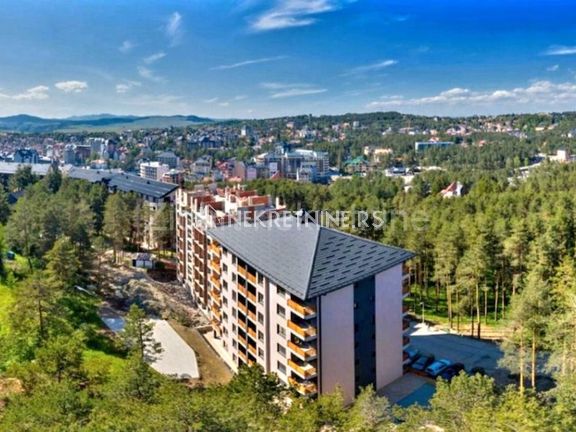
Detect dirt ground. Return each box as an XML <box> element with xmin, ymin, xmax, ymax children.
<box><xmin>94</xmin><ymin>251</ymin><xmax>232</xmax><ymax>387</ymax></box>
<box><xmin>169</xmin><ymin>320</ymin><xmax>233</xmax><ymax>386</ymax></box>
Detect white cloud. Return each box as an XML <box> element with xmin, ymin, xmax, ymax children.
<box><xmin>343</xmin><ymin>59</ymin><xmax>398</xmax><ymax>76</ymax></box>
<box><xmin>251</xmin><ymin>0</ymin><xmax>342</xmax><ymax>31</ymax></box>
<box><xmin>547</xmin><ymin>64</ymin><xmax>560</xmax><ymax>72</ymax></box>
<box><xmin>54</xmin><ymin>80</ymin><xmax>88</xmax><ymax>93</ymax></box>
<box><xmin>211</xmin><ymin>55</ymin><xmax>287</xmax><ymax>70</ymax></box>
<box><xmin>116</xmin><ymin>80</ymin><xmax>141</xmax><ymax>94</ymax></box>
<box><xmin>219</xmin><ymin>101</ymin><xmax>230</xmax><ymax>107</ymax></box>
<box><xmin>234</xmin><ymin>95</ymin><xmax>248</xmax><ymax>100</ymax></box>
<box><xmin>367</xmin><ymin>80</ymin><xmax>576</xmax><ymax>109</ymax></box>
<box><xmin>544</xmin><ymin>45</ymin><xmax>576</xmax><ymax>56</ymax></box>
<box><xmin>143</xmin><ymin>52</ymin><xmax>167</xmax><ymax>65</ymax></box>
<box><xmin>165</xmin><ymin>12</ymin><xmax>183</xmax><ymax>46</ymax></box>
<box><xmin>261</xmin><ymin>82</ymin><xmax>327</xmax><ymax>98</ymax></box>
<box><xmin>137</xmin><ymin>66</ymin><xmax>166</xmax><ymax>83</ymax></box>
<box><xmin>203</xmin><ymin>97</ymin><xmax>219</xmax><ymax>103</ymax></box>
<box><xmin>8</xmin><ymin>85</ymin><xmax>50</xmax><ymax>101</ymax></box>
<box><xmin>118</xmin><ymin>40</ymin><xmax>135</xmax><ymax>54</ymax></box>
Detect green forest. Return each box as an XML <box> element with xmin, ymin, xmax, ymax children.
<box><xmin>0</xmin><ymin>161</ymin><xmax>575</xmax><ymax>430</ymax></box>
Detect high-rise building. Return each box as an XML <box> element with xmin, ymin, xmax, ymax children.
<box><xmin>200</xmin><ymin>216</ymin><xmax>413</xmax><ymax>404</ymax></box>
<box><xmin>175</xmin><ymin>186</ymin><xmax>284</xmax><ymax>310</ymax></box>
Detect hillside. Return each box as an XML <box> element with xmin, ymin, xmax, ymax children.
<box><xmin>0</xmin><ymin>114</ymin><xmax>213</xmax><ymax>133</ymax></box>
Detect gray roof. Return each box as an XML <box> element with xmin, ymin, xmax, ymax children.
<box><xmin>0</xmin><ymin>162</ymin><xmax>51</xmax><ymax>176</ymax></box>
<box><xmin>65</xmin><ymin>168</ymin><xmax>177</xmax><ymax>200</ymax></box>
<box><xmin>208</xmin><ymin>216</ymin><xmax>414</xmax><ymax>300</ymax></box>
<box><xmin>109</xmin><ymin>173</ymin><xmax>177</xmax><ymax>200</ymax></box>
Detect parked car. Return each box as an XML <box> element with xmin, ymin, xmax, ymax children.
<box><xmin>426</xmin><ymin>359</ymin><xmax>453</xmax><ymax>378</ymax></box>
<box><xmin>404</xmin><ymin>346</ymin><xmax>420</xmax><ymax>365</ymax></box>
<box><xmin>469</xmin><ymin>366</ymin><xmax>486</xmax><ymax>376</ymax></box>
<box><xmin>411</xmin><ymin>353</ymin><xmax>435</xmax><ymax>372</ymax></box>
<box><xmin>438</xmin><ymin>363</ymin><xmax>465</xmax><ymax>381</ymax></box>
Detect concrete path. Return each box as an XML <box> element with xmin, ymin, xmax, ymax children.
<box><xmin>99</xmin><ymin>308</ymin><xmax>199</xmax><ymax>380</ymax></box>
<box><xmin>149</xmin><ymin>319</ymin><xmax>200</xmax><ymax>379</ymax></box>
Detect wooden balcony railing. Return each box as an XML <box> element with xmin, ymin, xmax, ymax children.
<box><xmin>238</xmin><ymin>302</ymin><xmax>248</xmax><ymax>314</ymax></box>
<box><xmin>288</xmin><ymin>359</ymin><xmax>317</xmax><ymax>379</ymax></box>
<box><xmin>287</xmin><ymin>298</ymin><xmax>316</xmax><ymax>318</ymax></box>
<box><xmin>288</xmin><ymin>376</ymin><xmax>318</xmax><ymax>396</ymax></box>
<box><xmin>209</xmin><ymin>275</ymin><xmax>221</xmax><ymax>289</ymax></box>
<box><xmin>287</xmin><ymin>340</ymin><xmax>317</xmax><ymax>360</ymax></box>
<box><xmin>247</xmin><ymin>327</ymin><xmax>257</xmax><ymax>340</ymax></box>
<box><xmin>287</xmin><ymin>320</ymin><xmax>317</xmax><ymax>339</ymax></box>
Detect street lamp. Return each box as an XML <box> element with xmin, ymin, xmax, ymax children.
<box><xmin>420</xmin><ymin>301</ymin><xmax>425</xmax><ymax>325</ymax></box>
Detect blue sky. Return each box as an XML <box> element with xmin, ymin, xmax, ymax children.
<box><xmin>0</xmin><ymin>0</ymin><xmax>576</xmax><ymax>118</ymax></box>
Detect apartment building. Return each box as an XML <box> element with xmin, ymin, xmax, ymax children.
<box><xmin>140</xmin><ymin>161</ymin><xmax>170</xmax><ymax>181</ymax></box>
<box><xmin>201</xmin><ymin>216</ymin><xmax>413</xmax><ymax>404</ymax></box>
<box><xmin>175</xmin><ymin>185</ymin><xmax>284</xmax><ymax>310</ymax></box>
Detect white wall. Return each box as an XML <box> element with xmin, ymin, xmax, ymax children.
<box><xmin>374</xmin><ymin>264</ymin><xmax>403</xmax><ymax>389</ymax></box>
<box><xmin>268</xmin><ymin>281</ymin><xmax>289</xmax><ymax>380</ymax></box>
<box><xmin>320</xmin><ymin>284</ymin><xmax>355</xmax><ymax>405</ymax></box>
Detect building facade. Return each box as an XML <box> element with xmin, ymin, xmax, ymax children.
<box><xmin>175</xmin><ymin>186</ymin><xmax>284</xmax><ymax>311</ymax></box>
<box><xmin>176</xmin><ymin>205</ymin><xmax>413</xmax><ymax>404</ymax></box>
<box><xmin>140</xmin><ymin>161</ymin><xmax>170</xmax><ymax>181</ymax></box>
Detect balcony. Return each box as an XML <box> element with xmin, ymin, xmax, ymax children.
<box><xmin>247</xmin><ymin>309</ymin><xmax>257</xmax><ymax>322</ymax></box>
<box><xmin>238</xmin><ymin>266</ymin><xmax>248</xmax><ymax>279</ymax></box>
<box><xmin>238</xmin><ymin>302</ymin><xmax>248</xmax><ymax>314</ymax></box>
<box><xmin>237</xmin><ymin>318</ymin><xmax>247</xmax><ymax>331</ymax></box>
<box><xmin>209</xmin><ymin>260</ymin><xmax>220</xmax><ymax>274</ymax></box>
<box><xmin>246</xmin><ymin>272</ymin><xmax>257</xmax><ymax>285</ymax></box>
<box><xmin>402</xmin><ymin>280</ymin><xmax>411</xmax><ymax>298</ymax></box>
<box><xmin>239</xmin><ymin>350</ymin><xmax>248</xmax><ymax>363</ymax></box>
<box><xmin>288</xmin><ymin>376</ymin><xmax>318</xmax><ymax>396</ymax></box>
<box><xmin>209</xmin><ymin>274</ymin><xmax>221</xmax><ymax>289</ymax></box>
<box><xmin>211</xmin><ymin>304</ymin><xmax>221</xmax><ymax>320</ymax></box>
<box><xmin>247</xmin><ymin>327</ymin><xmax>257</xmax><ymax>340</ymax></box>
<box><xmin>287</xmin><ymin>340</ymin><xmax>317</xmax><ymax>361</ymax></box>
<box><xmin>403</xmin><ymin>351</ymin><xmax>410</xmax><ymax>364</ymax></box>
<box><xmin>403</xmin><ymin>304</ymin><xmax>409</xmax><ymax>316</ymax></box>
<box><xmin>237</xmin><ymin>284</ymin><xmax>248</xmax><ymax>297</ymax></box>
<box><xmin>208</xmin><ymin>243</ymin><xmax>221</xmax><ymax>257</ymax></box>
<box><xmin>247</xmin><ymin>343</ymin><xmax>257</xmax><ymax>356</ymax></box>
<box><xmin>288</xmin><ymin>359</ymin><xmax>317</xmax><ymax>379</ymax></box>
<box><xmin>403</xmin><ymin>319</ymin><xmax>410</xmax><ymax>331</ymax></box>
<box><xmin>238</xmin><ymin>334</ymin><xmax>247</xmax><ymax>346</ymax></box>
<box><xmin>287</xmin><ymin>298</ymin><xmax>316</xmax><ymax>319</ymax></box>
<box><xmin>403</xmin><ymin>335</ymin><xmax>410</xmax><ymax>347</ymax></box>
<box><xmin>247</xmin><ymin>291</ymin><xmax>257</xmax><ymax>304</ymax></box>
<box><xmin>287</xmin><ymin>320</ymin><xmax>317</xmax><ymax>341</ymax></box>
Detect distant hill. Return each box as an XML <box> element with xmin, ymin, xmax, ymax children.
<box><xmin>0</xmin><ymin>114</ymin><xmax>213</xmax><ymax>133</ymax></box>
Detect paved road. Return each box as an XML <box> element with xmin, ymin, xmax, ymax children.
<box><xmin>409</xmin><ymin>323</ymin><xmax>504</xmax><ymax>376</ymax></box>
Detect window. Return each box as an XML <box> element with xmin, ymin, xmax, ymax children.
<box><xmin>223</xmin><ymin>312</ymin><xmax>228</xmax><ymax>322</ymax></box>
<box><xmin>232</xmin><ymin>274</ymin><xmax>237</xmax><ymax>282</ymax></box>
<box><xmin>232</xmin><ymin>308</ymin><xmax>236</xmax><ymax>318</ymax></box>
<box><xmin>232</xmin><ymin>292</ymin><xmax>236</xmax><ymax>301</ymax></box>
<box><xmin>223</xmin><ymin>297</ymin><xmax>228</xmax><ymax>307</ymax></box>
<box><xmin>223</xmin><ymin>280</ymin><xmax>228</xmax><ymax>291</ymax></box>
<box><xmin>232</xmin><ymin>324</ymin><xmax>236</xmax><ymax>332</ymax></box>
<box><xmin>232</xmin><ymin>256</ymin><xmax>237</xmax><ymax>265</ymax></box>
<box><xmin>277</xmin><ymin>287</ymin><xmax>285</xmax><ymax>297</ymax></box>
<box><xmin>232</xmin><ymin>340</ymin><xmax>237</xmax><ymax>348</ymax></box>
<box><xmin>258</xmin><ymin>273</ymin><xmax>264</xmax><ymax>284</ymax></box>
<box><xmin>277</xmin><ymin>344</ymin><xmax>286</xmax><ymax>357</ymax></box>
<box><xmin>277</xmin><ymin>325</ymin><xmax>286</xmax><ymax>337</ymax></box>
<box><xmin>258</xmin><ymin>292</ymin><xmax>264</xmax><ymax>305</ymax></box>
<box><xmin>258</xmin><ymin>331</ymin><xmax>264</xmax><ymax>342</ymax></box>
<box><xmin>277</xmin><ymin>305</ymin><xmax>286</xmax><ymax>318</ymax></box>
<box><xmin>258</xmin><ymin>348</ymin><xmax>264</xmax><ymax>359</ymax></box>
<box><xmin>277</xmin><ymin>362</ymin><xmax>286</xmax><ymax>374</ymax></box>
<box><xmin>258</xmin><ymin>312</ymin><xmax>264</xmax><ymax>324</ymax></box>
<box><xmin>223</xmin><ymin>264</ymin><xmax>228</xmax><ymax>274</ymax></box>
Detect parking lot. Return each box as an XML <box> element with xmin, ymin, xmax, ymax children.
<box><xmin>408</xmin><ymin>322</ymin><xmax>509</xmax><ymax>385</ymax></box>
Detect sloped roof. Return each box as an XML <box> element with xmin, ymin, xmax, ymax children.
<box><xmin>208</xmin><ymin>216</ymin><xmax>414</xmax><ymax>300</ymax></box>
<box><xmin>109</xmin><ymin>173</ymin><xmax>177</xmax><ymax>199</ymax></box>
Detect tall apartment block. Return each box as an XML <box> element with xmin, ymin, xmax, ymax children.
<box><xmin>199</xmin><ymin>216</ymin><xmax>414</xmax><ymax>404</ymax></box>
<box><xmin>175</xmin><ymin>185</ymin><xmax>284</xmax><ymax>310</ymax></box>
